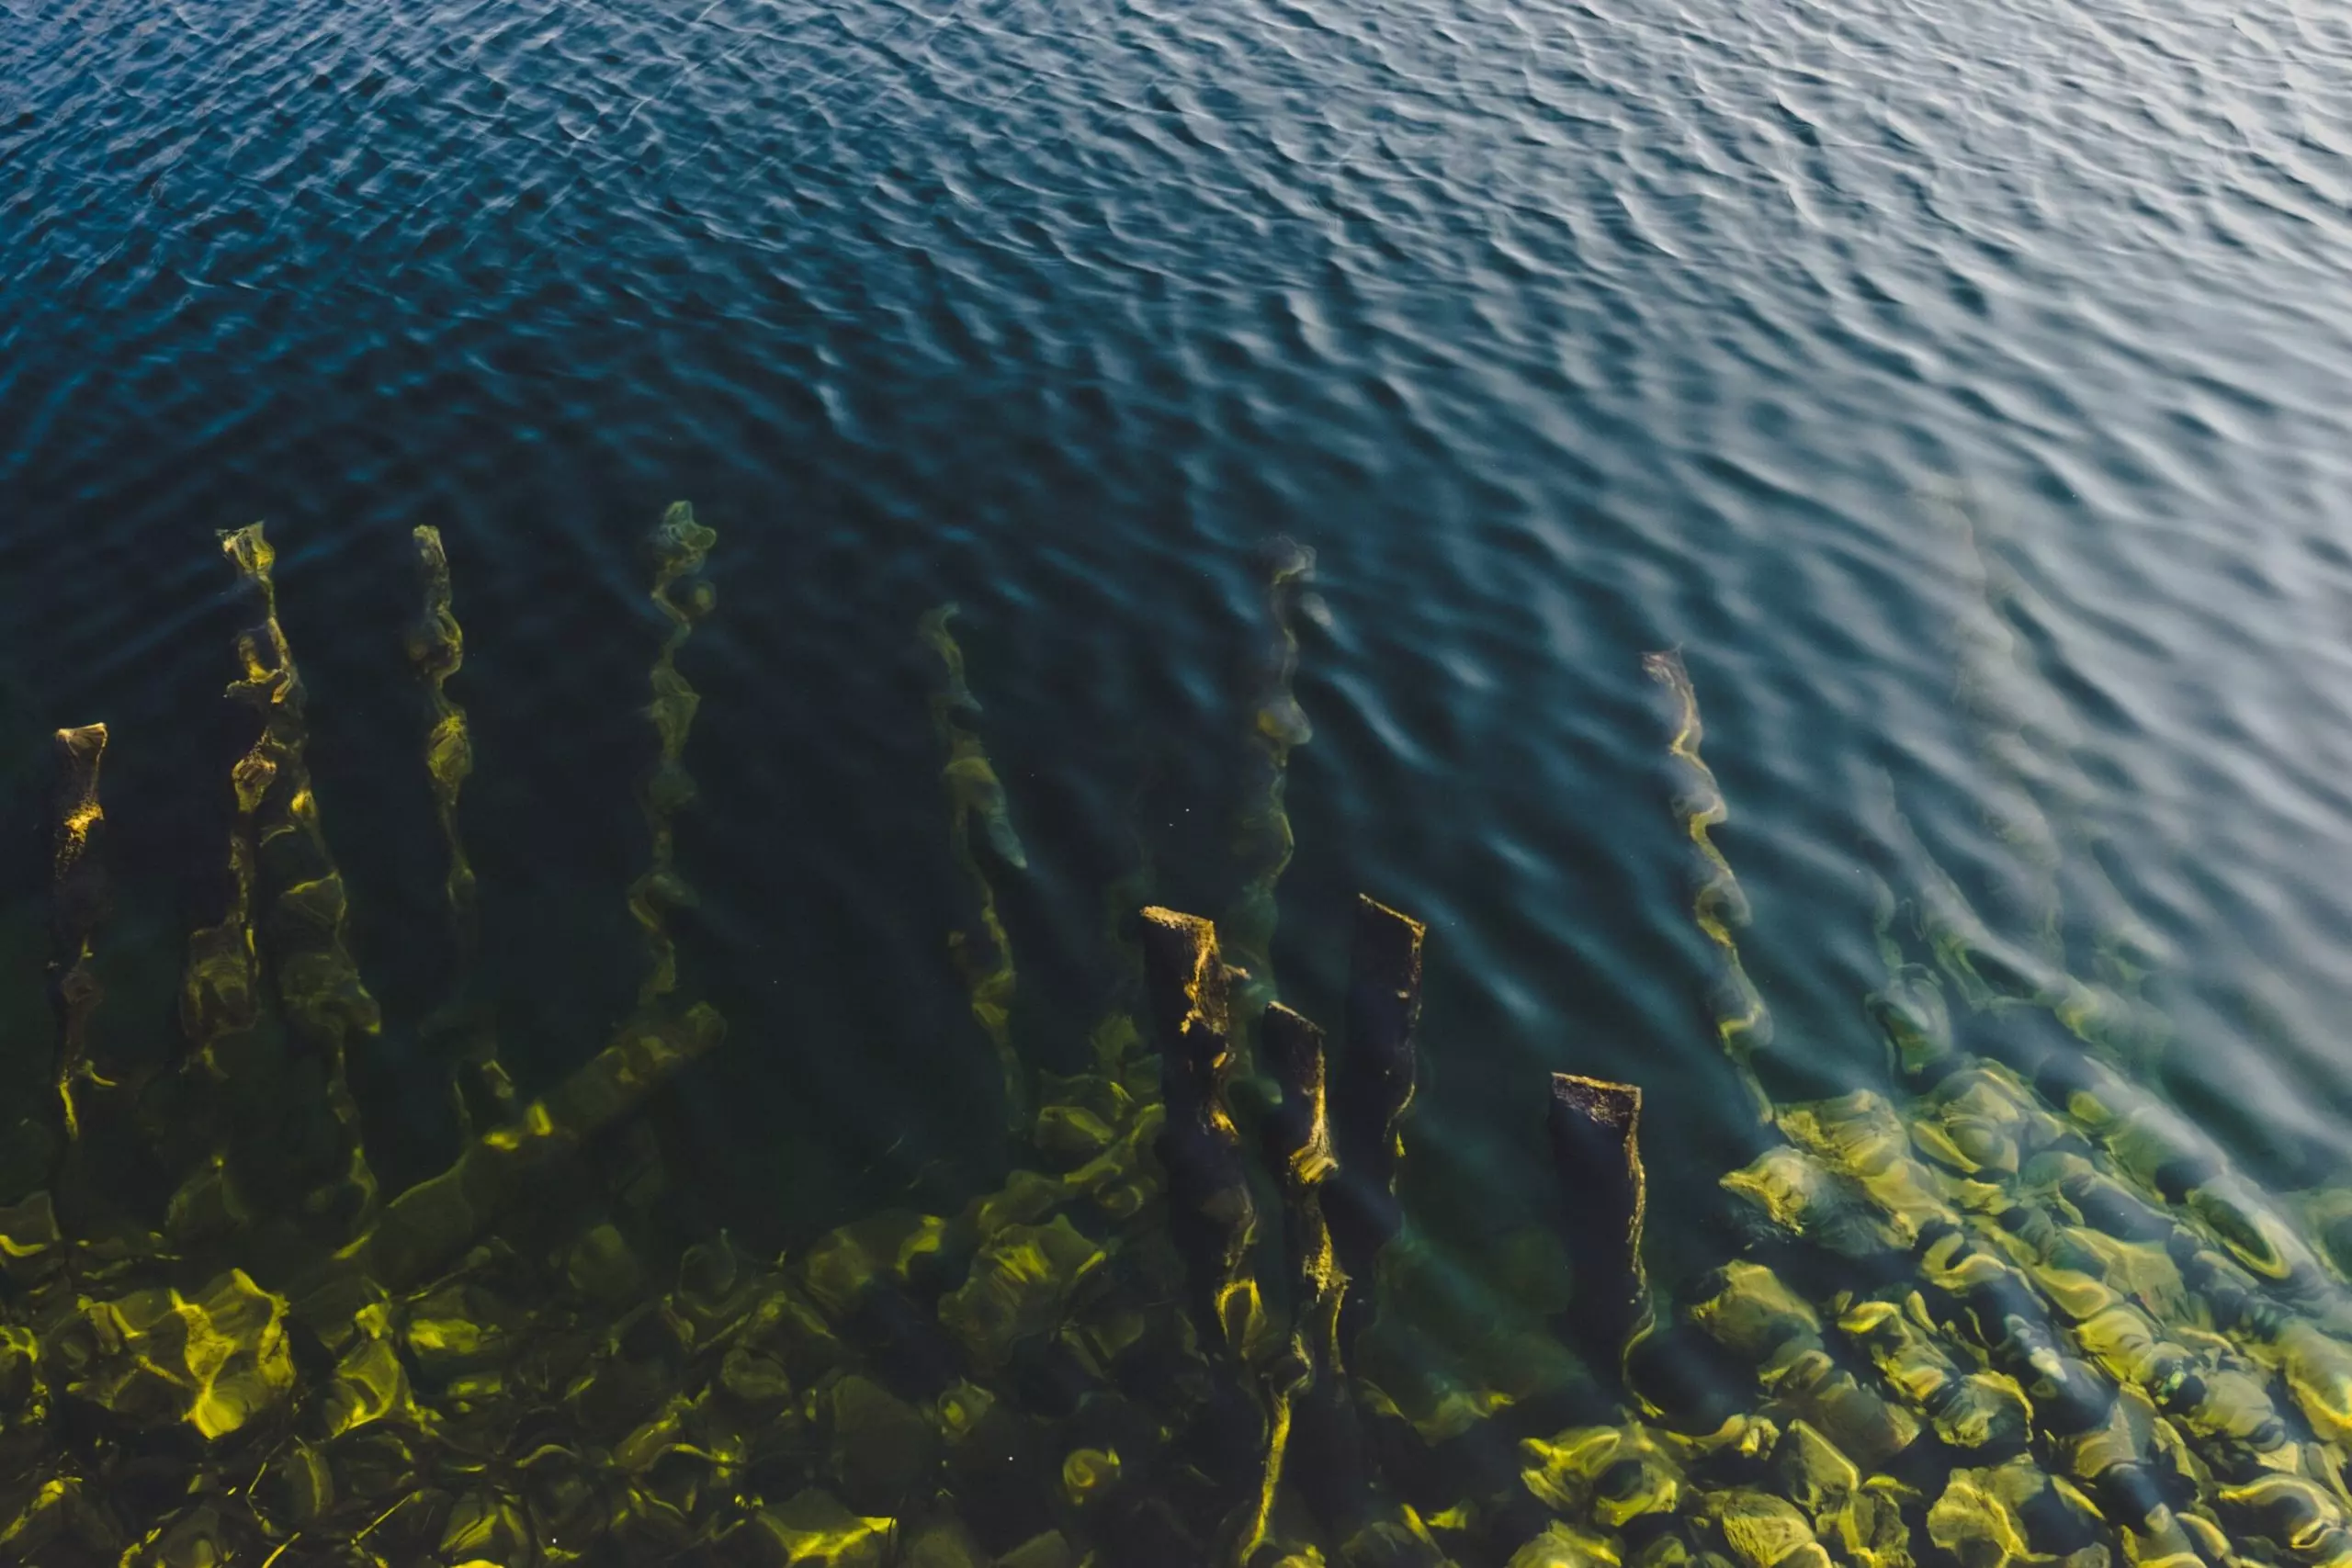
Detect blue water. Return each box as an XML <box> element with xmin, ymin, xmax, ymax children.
<box><xmin>6</xmin><ymin>0</ymin><xmax>2352</xmax><ymax>1364</ymax></box>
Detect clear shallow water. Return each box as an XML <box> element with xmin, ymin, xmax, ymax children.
<box><xmin>5</xmin><ymin>0</ymin><xmax>2352</xmax><ymax>1551</ymax></box>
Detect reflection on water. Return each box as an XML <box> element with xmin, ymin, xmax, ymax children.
<box><xmin>9</xmin><ymin>510</ymin><xmax>2352</xmax><ymax>1566</ymax></box>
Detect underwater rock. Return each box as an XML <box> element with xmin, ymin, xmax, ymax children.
<box><xmin>340</xmin><ymin>1001</ymin><xmax>724</xmax><ymax>1294</ymax></box>
<box><xmin>825</xmin><ymin>1372</ymin><xmax>941</xmax><ymax>1516</ymax></box>
<box><xmin>936</xmin><ymin>1215</ymin><xmax>1106</xmax><ymax>1375</ymax></box>
<box><xmin>52</xmin><ymin>1268</ymin><xmax>293</xmax><ymax>1441</ymax></box>
<box><xmin>1683</xmin><ymin>1261</ymin><xmax>1919</xmax><ymax>1472</ymax></box>
<box><xmin>1504</xmin><ymin>1519</ymin><xmax>1625</xmax><ymax>1568</ymax></box>
<box><xmin>748</xmin><ymin>1486</ymin><xmax>897</xmax><ymax>1568</ymax></box>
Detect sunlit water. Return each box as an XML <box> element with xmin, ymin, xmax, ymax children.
<box><xmin>5</xmin><ymin>0</ymin><xmax>2352</xmax><ymax>1551</ymax></box>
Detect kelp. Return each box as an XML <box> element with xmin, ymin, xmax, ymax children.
<box><xmin>919</xmin><ymin>604</ymin><xmax>1031</xmax><ymax>1136</ymax></box>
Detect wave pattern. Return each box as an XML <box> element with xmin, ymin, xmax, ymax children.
<box><xmin>2</xmin><ymin>0</ymin><xmax>2351</xmax><ymax>1256</ymax></box>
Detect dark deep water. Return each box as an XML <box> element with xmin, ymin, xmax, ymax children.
<box><xmin>6</xmin><ymin>0</ymin><xmax>2352</xmax><ymax>1554</ymax></box>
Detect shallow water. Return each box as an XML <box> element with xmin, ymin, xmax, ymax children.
<box><xmin>6</xmin><ymin>0</ymin><xmax>2352</xmax><ymax>1556</ymax></box>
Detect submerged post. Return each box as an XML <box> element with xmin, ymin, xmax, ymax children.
<box><xmin>1261</xmin><ymin>1002</ymin><xmax>1376</xmax><ymax>1546</ymax></box>
<box><xmin>1327</xmin><ymin>894</ymin><xmax>1424</xmax><ymax>1355</ymax></box>
<box><xmin>1139</xmin><ymin>907</ymin><xmax>1265</xmax><ymax>1360</ymax></box>
<box><xmin>920</xmin><ymin>604</ymin><xmax>1032</xmax><ymax>1135</ymax></box>
<box><xmin>629</xmin><ymin>502</ymin><xmax>718</xmax><ymax>1010</ymax></box>
<box><xmin>1219</xmin><ymin>537</ymin><xmax>1317</xmax><ymax>1071</ymax></box>
<box><xmin>49</xmin><ymin>723</ymin><xmax>109</xmax><ymax>1145</ymax></box>
<box><xmin>219</xmin><ymin>522</ymin><xmax>384</xmax><ymax>1234</ymax></box>
<box><xmin>407</xmin><ymin>525</ymin><xmax>514</xmax><ymax>1134</ymax></box>
<box><xmin>1545</xmin><ymin>1073</ymin><xmax>1654</xmax><ymax>1378</ymax></box>
<box><xmin>1644</xmin><ymin>648</ymin><xmax>1773</xmax><ymax>1122</ymax></box>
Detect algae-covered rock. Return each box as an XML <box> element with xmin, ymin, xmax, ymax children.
<box><xmin>994</xmin><ymin>1529</ymin><xmax>1078</xmax><ymax>1568</ymax></box>
<box><xmin>1927</xmin><ymin>1459</ymin><xmax>2105</xmax><ymax>1568</ymax></box>
<box><xmin>0</xmin><ymin>1475</ymin><xmax>123</xmax><ymax>1564</ymax></box>
<box><xmin>805</xmin><ymin>1210</ymin><xmax>956</xmax><ymax>1321</ymax></box>
<box><xmin>1506</xmin><ymin>1521</ymin><xmax>1624</xmax><ymax>1568</ymax></box>
<box><xmin>1701</xmin><ymin>1490</ymin><xmax>1832</xmax><ymax>1568</ymax></box>
<box><xmin>441</xmin><ymin>1487</ymin><xmax>537</xmax><ymax>1566</ymax></box>
<box><xmin>565</xmin><ymin>1222</ymin><xmax>647</xmax><ymax>1306</ymax></box>
<box><xmin>902</xmin><ymin>1511</ymin><xmax>988</xmax><ymax>1568</ymax></box>
<box><xmin>936</xmin><ymin>1215</ymin><xmax>1106</xmax><ymax>1373</ymax></box>
<box><xmin>751</xmin><ymin>1487</ymin><xmax>896</xmax><ymax>1568</ymax></box>
<box><xmin>54</xmin><ymin>1269</ymin><xmax>292</xmax><ymax>1440</ymax></box>
<box><xmin>825</xmin><ymin>1373</ymin><xmax>940</xmax><ymax>1516</ymax></box>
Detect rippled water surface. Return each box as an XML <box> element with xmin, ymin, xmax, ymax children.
<box><xmin>6</xmin><ymin>0</ymin><xmax>2352</xmax><ymax>1551</ymax></box>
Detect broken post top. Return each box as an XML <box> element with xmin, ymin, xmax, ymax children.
<box><xmin>1550</xmin><ymin>1073</ymin><xmax>1641</xmax><ymax>1141</ymax></box>
<box><xmin>51</xmin><ymin>724</ymin><xmax>107</xmax><ymax>879</ymax></box>
<box><xmin>1261</xmin><ymin>1001</ymin><xmax>1335</xmax><ymax>1191</ymax></box>
<box><xmin>1139</xmin><ymin>908</ymin><xmax>1233</xmax><ymax>1066</ymax></box>
<box><xmin>1546</xmin><ymin>1071</ymin><xmax>1653</xmax><ymax>1377</ymax></box>
<box><xmin>1335</xmin><ymin>896</ymin><xmax>1425</xmax><ymax>1178</ymax></box>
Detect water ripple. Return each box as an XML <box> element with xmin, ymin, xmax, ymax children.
<box><xmin>3</xmin><ymin>0</ymin><xmax>2351</xmax><ymax>1253</ymax></box>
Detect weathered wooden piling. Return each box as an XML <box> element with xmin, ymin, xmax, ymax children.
<box><xmin>48</xmin><ymin>723</ymin><xmax>108</xmax><ymax>1146</ymax></box>
<box><xmin>1140</xmin><ymin>907</ymin><xmax>1264</xmax><ymax>1362</ymax></box>
<box><xmin>628</xmin><ymin>501</ymin><xmax>718</xmax><ymax>1010</ymax></box>
<box><xmin>1328</xmin><ymin>894</ymin><xmax>1424</xmax><ymax>1355</ymax></box>
<box><xmin>1545</xmin><ymin>1074</ymin><xmax>1653</xmax><ymax>1377</ymax></box>
<box><xmin>220</xmin><ymin>522</ymin><xmax>384</xmax><ymax>1235</ymax></box>
<box><xmin>407</xmin><ymin>525</ymin><xmax>516</xmax><ymax>1136</ymax></box>
<box><xmin>921</xmin><ymin>604</ymin><xmax>1031</xmax><ymax>1136</ymax></box>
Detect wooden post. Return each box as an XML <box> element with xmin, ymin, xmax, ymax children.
<box><xmin>1546</xmin><ymin>1073</ymin><xmax>1653</xmax><ymax>1376</ymax></box>
<box><xmin>1328</xmin><ymin>895</ymin><xmax>1424</xmax><ymax>1355</ymax></box>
